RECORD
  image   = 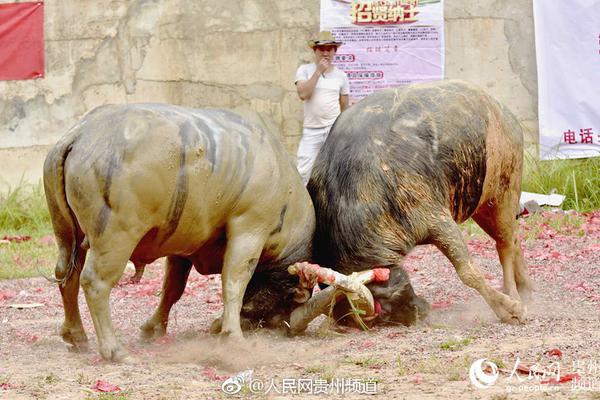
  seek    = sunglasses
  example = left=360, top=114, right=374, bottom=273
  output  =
left=315, top=45, right=337, bottom=52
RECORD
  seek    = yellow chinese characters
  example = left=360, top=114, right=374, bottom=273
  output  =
left=351, top=0, right=418, bottom=24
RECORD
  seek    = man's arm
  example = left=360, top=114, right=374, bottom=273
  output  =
left=339, top=94, right=349, bottom=111
left=296, top=72, right=320, bottom=101
left=296, top=59, right=330, bottom=100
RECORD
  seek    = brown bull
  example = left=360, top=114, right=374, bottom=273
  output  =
left=44, top=104, right=315, bottom=361
left=308, top=80, right=535, bottom=325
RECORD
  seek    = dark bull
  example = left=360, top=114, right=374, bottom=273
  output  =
left=44, top=104, right=315, bottom=361
left=308, top=80, right=534, bottom=326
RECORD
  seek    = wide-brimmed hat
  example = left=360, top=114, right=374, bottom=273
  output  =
left=308, top=31, right=343, bottom=49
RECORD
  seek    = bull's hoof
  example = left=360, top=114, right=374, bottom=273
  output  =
left=140, top=319, right=167, bottom=342
left=218, top=329, right=244, bottom=342
left=60, top=324, right=88, bottom=349
left=99, top=344, right=133, bottom=363
left=211, top=317, right=259, bottom=335
left=498, top=301, right=527, bottom=325
left=128, top=271, right=144, bottom=284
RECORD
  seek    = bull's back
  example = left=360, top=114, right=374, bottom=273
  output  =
left=309, top=80, right=522, bottom=269
left=60, top=104, right=312, bottom=264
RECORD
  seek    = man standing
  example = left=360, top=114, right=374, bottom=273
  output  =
left=295, top=31, right=350, bottom=185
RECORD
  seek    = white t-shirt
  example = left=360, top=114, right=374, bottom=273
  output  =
left=295, top=63, right=350, bottom=128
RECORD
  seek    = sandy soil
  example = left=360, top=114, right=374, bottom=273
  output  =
left=1, top=211, right=599, bottom=399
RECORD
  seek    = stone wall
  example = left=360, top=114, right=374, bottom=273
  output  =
left=0, top=0, right=538, bottom=188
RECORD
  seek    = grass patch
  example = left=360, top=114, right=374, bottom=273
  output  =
left=41, top=372, right=59, bottom=385
left=395, top=356, right=408, bottom=376
left=0, top=182, right=55, bottom=280
left=489, top=357, right=506, bottom=370
left=305, top=363, right=337, bottom=383
left=0, top=182, right=51, bottom=232
left=0, top=237, right=56, bottom=279
left=305, top=365, right=326, bottom=374
left=77, top=373, right=93, bottom=386
left=519, top=211, right=587, bottom=242
left=522, top=151, right=600, bottom=212
left=439, top=337, right=472, bottom=351
left=319, top=367, right=337, bottom=383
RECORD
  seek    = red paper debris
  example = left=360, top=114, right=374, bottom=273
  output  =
left=0, top=290, right=17, bottom=301
left=201, top=366, right=226, bottom=381
left=0, top=382, right=17, bottom=390
left=92, top=379, right=122, bottom=392
left=541, top=373, right=580, bottom=385
left=386, top=331, right=403, bottom=339
left=545, top=348, right=563, bottom=358
left=513, top=363, right=539, bottom=375
left=359, top=340, right=376, bottom=350
left=2, top=235, right=31, bottom=243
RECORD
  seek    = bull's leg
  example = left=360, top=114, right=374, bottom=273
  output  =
left=429, top=213, right=526, bottom=324
left=79, top=234, right=136, bottom=362
left=129, top=261, right=146, bottom=284
left=140, top=256, right=192, bottom=340
left=472, top=199, right=534, bottom=303
left=56, top=243, right=88, bottom=349
left=219, top=220, right=265, bottom=339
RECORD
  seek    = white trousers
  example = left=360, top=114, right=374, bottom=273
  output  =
left=296, top=125, right=332, bottom=185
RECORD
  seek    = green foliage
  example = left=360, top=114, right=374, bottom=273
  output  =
left=0, top=182, right=51, bottom=232
left=439, top=337, right=472, bottom=351
left=0, top=237, right=56, bottom=280
left=395, top=356, right=408, bottom=376
left=43, top=373, right=60, bottom=385
left=522, top=151, right=600, bottom=212
left=0, top=182, right=55, bottom=279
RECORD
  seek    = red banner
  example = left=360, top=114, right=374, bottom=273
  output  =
left=0, top=2, right=44, bottom=81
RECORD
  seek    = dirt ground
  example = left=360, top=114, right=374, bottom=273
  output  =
left=1, top=211, right=599, bottom=399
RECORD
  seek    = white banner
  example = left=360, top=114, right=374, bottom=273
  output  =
left=321, top=0, right=444, bottom=103
left=533, top=0, right=600, bottom=160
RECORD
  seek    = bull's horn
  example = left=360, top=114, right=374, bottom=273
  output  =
left=288, top=282, right=375, bottom=335
left=288, top=286, right=337, bottom=335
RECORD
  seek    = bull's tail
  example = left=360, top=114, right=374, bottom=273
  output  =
left=43, top=131, right=82, bottom=287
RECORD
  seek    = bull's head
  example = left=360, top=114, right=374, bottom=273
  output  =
left=239, top=269, right=310, bottom=330
left=366, top=266, right=430, bottom=326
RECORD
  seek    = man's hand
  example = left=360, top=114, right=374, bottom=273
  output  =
left=316, top=58, right=331, bottom=74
